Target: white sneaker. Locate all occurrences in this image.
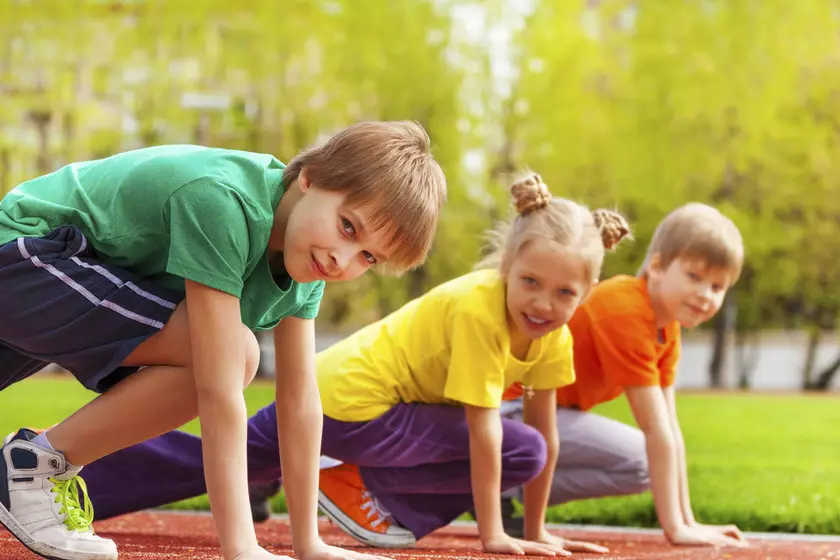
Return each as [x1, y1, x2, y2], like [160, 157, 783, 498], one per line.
[0, 429, 118, 560]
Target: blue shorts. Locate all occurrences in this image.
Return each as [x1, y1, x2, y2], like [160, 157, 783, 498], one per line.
[0, 225, 184, 394]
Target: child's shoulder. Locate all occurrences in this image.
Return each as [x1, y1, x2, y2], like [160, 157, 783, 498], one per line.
[428, 268, 502, 299]
[421, 269, 504, 321]
[582, 274, 653, 322]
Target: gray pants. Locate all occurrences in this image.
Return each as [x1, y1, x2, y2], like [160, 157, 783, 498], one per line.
[500, 399, 649, 504]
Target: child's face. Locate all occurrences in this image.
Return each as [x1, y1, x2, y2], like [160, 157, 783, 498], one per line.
[648, 255, 735, 328]
[504, 238, 590, 340]
[283, 179, 397, 284]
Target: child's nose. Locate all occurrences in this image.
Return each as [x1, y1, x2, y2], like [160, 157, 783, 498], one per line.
[329, 246, 356, 273]
[534, 298, 552, 312]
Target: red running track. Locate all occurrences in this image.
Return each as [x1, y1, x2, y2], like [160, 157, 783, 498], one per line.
[2, 512, 839, 560]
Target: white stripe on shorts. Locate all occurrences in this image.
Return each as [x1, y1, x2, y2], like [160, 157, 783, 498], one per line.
[70, 257, 176, 310]
[17, 237, 167, 329]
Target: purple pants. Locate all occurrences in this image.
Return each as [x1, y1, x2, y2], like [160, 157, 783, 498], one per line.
[84, 402, 547, 539]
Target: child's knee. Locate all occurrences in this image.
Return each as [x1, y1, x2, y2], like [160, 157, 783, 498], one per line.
[241, 326, 260, 387]
[504, 426, 548, 485]
[621, 452, 650, 494]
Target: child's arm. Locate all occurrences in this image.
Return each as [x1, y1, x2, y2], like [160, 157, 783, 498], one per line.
[625, 386, 682, 535]
[273, 317, 386, 560]
[663, 385, 696, 526]
[465, 405, 563, 557]
[464, 405, 506, 546]
[272, 317, 322, 557]
[663, 387, 746, 544]
[185, 280, 260, 559]
[520, 391, 609, 556]
[625, 386, 742, 548]
[521, 389, 558, 540]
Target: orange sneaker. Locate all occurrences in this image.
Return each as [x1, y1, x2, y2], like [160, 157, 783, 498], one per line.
[318, 464, 416, 548]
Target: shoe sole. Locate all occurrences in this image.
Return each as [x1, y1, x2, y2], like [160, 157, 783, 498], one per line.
[317, 490, 416, 549]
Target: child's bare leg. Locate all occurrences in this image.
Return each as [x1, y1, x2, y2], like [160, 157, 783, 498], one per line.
[46, 302, 260, 466]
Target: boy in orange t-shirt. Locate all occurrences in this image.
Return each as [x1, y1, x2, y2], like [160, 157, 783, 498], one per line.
[503, 203, 748, 549]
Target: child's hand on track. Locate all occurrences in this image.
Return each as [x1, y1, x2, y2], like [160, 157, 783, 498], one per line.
[297, 540, 395, 560]
[668, 525, 748, 548]
[483, 533, 570, 556]
[526, 531, 610, 555]
[692, 523, 748, 545]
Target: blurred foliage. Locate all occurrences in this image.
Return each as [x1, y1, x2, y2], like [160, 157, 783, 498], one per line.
[2, 0, 840, 336]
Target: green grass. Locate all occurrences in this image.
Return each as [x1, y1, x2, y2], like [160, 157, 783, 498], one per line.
[3, 376, 839, 534]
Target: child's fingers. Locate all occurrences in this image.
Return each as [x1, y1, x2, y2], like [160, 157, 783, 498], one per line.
[715, 534, 748, 548]
[563, 539, 610, 554]
[519, 541, 562, 557]
[729, 536, 750, 548]
[723, 525, 746, 541]
[483, 540, 525, 556]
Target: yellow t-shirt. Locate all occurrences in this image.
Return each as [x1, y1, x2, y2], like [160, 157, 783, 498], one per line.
[317, 269, 576, 422]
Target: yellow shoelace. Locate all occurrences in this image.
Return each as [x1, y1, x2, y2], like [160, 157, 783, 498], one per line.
[50, 476, 94, 532]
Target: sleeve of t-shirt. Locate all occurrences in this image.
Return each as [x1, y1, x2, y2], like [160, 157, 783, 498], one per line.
[294, 281, 325, 320]
[443, 311, 506, 408]
[658, 326, 681, 387]
[591, 313, 660, 387]
[165, 179, 251, 297]
[521, 325, 576, 390]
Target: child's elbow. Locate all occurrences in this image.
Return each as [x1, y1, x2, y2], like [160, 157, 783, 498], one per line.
[642, 424, 676, 451]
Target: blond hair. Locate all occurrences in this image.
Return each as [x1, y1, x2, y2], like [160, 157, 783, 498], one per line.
[477, 173, 631, 283]
[284, 121, 446, 274]
[641, 203, 743, 280]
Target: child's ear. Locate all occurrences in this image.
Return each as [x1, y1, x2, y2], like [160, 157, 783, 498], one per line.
[298, 168, 313, 193]
[646, 252, 664, 278]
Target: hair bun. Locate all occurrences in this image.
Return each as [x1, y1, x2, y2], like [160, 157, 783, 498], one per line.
[592, 209, 632, 250]
[510, 173, 551, 216]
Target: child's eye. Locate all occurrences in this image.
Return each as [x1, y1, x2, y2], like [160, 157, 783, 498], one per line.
[712, 284, 724, 293]
[362, 251, 377, 265]
[341, 217, 355, 237]
[522, 276, 537, 286]
[688, 272, 702, 281]
[558, 288, 576, 297]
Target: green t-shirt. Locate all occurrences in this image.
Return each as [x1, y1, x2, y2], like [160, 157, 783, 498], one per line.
[0, 145, 324, 329]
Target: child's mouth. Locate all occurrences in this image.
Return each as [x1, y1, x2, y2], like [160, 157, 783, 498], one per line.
[523, 313, 551, 328]
[311, 254, 329, 277]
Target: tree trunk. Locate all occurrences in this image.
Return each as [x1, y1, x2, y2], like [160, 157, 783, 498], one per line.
[708, 293, 737, 388]
[735, 328, 760, 390]
[801, 325, 821, 389]
[708, 311, 726, 388]
[808, 352, 840, 391]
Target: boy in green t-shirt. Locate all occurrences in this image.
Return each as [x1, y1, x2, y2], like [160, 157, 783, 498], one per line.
[0, 121, 446, 560]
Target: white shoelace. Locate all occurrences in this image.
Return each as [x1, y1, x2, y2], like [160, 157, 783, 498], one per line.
[359, 491, 392, 528]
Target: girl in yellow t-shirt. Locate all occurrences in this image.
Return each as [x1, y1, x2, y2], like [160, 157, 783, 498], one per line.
[313, 174, 630, 555]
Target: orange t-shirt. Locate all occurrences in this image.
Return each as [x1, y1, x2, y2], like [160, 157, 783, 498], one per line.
[504, 275, 681, 411]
